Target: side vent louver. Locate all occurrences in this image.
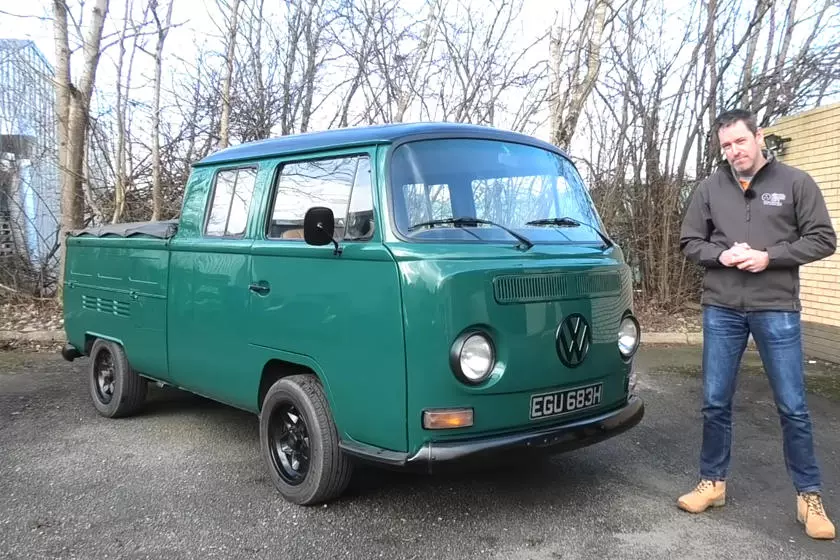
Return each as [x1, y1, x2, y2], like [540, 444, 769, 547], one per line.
[82, 295, 131, 317]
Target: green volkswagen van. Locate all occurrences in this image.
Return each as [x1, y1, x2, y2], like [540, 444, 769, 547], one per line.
[62, 122, 644, 505]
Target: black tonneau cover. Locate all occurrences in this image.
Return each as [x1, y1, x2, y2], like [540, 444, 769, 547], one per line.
[69, 220, 178, 239]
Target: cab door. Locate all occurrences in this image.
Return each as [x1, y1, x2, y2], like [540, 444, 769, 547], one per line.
[248, 151, 408, 453]
[167, 165, 259, 408]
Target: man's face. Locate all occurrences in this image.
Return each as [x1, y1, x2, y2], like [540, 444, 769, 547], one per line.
[718, 120, 764, 176]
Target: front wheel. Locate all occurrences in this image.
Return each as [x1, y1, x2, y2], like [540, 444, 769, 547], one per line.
[259, 375, 353, 505]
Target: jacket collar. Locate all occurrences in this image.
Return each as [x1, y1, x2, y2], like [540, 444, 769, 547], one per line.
[718, 149, 775, 176]
[717, 149, 775, 188]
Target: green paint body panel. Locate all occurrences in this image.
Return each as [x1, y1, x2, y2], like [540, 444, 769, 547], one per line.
[63, 123, 641, 464]
[390, 242, 634, 449]
[64, 237, 171, 380]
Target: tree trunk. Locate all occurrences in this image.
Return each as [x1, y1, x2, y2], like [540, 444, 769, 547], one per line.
[740, 1, 765, 111]
[299, 0, 321, 133]
[764, 0, 796, 118]
[53, 0, 109, 298]
[549, 0, 609, 150]
[151, 0, 174, 221]
[281, 0, 304, 134]
[704, 0, 718, 172]
[675, 1, 769, 182]
[252, 0, 268, 138]
[395, 0, 439, 122]
[52, 1, 76, 230]
[111, 0, 130, 224]
[219, 0, 241, 148]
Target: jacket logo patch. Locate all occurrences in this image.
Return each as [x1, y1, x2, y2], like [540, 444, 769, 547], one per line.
[761, 193, 786, 207]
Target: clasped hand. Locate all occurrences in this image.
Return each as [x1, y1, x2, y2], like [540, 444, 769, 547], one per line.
[719, 242, 769, 272]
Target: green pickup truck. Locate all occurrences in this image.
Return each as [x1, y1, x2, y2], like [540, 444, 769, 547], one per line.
[62, 122, 644, 505]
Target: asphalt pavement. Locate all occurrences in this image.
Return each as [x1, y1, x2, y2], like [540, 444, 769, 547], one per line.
[0, 346, 838, 559]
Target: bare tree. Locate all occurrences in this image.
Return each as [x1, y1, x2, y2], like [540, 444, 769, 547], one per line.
[549, 0, 610, 150]
[39, 0, 839, 313]
[52, 0, 110, 293]
[52, 2, 72, 233]
[576, 0, 840, 311]
[704, 0, 718, 159]
[434, 0, 548, 129]
[150, 0, 174, 221]
[218, 0, 241, 148]
[233, 0, 275, 141]
[394, 0, 439, 122]
[328, 0, 379, 128]
[337, 0, 441, 124]
[331, 0, 545, 131]
[111, 0, 133, 223]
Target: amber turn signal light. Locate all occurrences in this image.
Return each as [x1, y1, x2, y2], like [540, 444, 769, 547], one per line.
[422, 408, 474, 430]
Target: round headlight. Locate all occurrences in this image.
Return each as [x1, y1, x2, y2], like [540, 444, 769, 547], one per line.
[453, 333, 495, 384]
[618, 315, 640, 358]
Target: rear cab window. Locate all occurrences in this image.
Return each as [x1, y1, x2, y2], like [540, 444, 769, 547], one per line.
[204, 167, 258, 238]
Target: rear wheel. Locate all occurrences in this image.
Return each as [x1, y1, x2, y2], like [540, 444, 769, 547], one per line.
[260, 375, 353, 505]
[88, 339, 147, 418]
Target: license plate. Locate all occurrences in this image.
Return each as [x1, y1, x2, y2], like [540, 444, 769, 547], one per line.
[530, 383, 603, 419]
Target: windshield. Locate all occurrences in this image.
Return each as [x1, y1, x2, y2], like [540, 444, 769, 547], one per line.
[389, 138, 605, 245]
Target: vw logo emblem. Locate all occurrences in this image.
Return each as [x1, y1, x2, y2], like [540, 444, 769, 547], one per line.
[556, 314, 591, 368]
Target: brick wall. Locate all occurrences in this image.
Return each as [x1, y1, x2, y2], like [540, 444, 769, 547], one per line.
[764, 102, 840, 363]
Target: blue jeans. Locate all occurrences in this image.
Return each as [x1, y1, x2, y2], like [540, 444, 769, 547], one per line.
[700, 305, 821, 493]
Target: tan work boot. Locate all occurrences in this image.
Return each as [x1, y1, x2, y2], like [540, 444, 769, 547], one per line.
[797, 492, 836, 540]
[677, 480, 726, 513]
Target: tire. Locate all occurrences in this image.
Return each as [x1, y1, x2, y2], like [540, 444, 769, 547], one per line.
[88, 339, 147, 418]
[259, 375, 353, 505]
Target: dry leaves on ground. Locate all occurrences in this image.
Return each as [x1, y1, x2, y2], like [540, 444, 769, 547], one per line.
[0, 301, 63, 333]
[634, 303, 702, 333]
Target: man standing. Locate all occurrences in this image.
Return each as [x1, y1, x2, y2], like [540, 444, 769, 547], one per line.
[678, 109, 837, 540]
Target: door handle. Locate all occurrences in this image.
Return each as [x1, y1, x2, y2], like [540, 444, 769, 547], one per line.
[249, 282, 270, 295]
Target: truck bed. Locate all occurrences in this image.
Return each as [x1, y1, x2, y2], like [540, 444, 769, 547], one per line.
[70, 220, 178, 239]
[64, 221, 174, 381]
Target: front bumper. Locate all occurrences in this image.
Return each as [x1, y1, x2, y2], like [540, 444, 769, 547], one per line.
[340, 395, 644, 473]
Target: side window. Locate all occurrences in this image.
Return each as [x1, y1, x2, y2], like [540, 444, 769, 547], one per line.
[205, 167, 257, 237]
[268, 155, 374, 241]
[346, 157, 375, 240]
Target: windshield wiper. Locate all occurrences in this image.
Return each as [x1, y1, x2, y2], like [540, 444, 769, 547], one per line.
[409, 217, 533, 250]
[525, 217, 614, 248]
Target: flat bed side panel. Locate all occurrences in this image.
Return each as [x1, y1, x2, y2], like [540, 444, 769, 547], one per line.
[64, 237, 171, 381]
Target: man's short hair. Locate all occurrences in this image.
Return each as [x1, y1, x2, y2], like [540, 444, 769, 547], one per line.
[714, 109, 758, 135]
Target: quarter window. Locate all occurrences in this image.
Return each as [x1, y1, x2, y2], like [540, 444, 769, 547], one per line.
[205, 167, 257, 237]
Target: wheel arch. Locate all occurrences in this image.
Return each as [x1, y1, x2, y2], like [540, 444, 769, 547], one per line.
[84, 332, 125, 355]
[256, 356, 338, 419]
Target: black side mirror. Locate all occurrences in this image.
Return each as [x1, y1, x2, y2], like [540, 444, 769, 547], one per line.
[303, 207, 342, 255]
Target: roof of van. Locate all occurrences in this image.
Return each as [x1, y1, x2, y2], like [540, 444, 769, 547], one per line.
[195, 122, 564, 166]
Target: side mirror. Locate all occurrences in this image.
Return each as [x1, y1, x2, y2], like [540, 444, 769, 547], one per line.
[303, 207, 342, 255]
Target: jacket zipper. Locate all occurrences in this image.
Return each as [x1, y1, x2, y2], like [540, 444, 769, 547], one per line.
[725, 159, 772, 310]
[718, 155, 776, 311]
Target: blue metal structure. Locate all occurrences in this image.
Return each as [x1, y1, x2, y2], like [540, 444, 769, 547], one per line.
[0, 39, 59, 270]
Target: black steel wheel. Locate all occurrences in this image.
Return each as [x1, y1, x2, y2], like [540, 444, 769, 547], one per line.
[93, 347, 116, 404]
[259, 375, 352, 505]
[268, 403, 311, 485]
[88, 339, 147, 418]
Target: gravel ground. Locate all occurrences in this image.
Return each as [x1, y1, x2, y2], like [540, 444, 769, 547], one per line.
[0, 346, 837, 559]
